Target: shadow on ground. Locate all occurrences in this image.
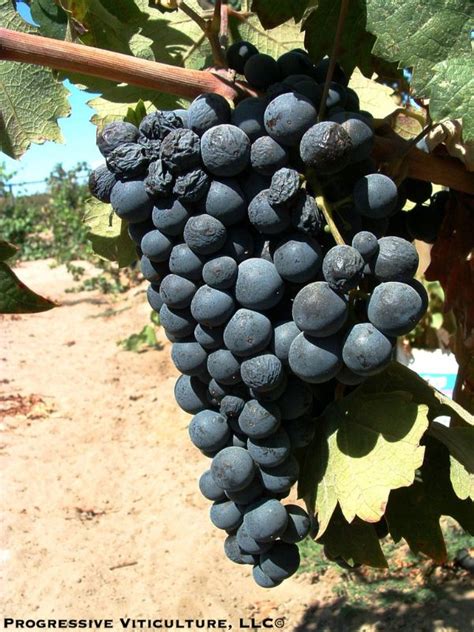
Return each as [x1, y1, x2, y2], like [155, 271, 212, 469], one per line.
[294, 577, 473, 632]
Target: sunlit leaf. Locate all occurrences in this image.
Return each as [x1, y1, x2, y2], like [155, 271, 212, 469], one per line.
[300, 390, 429, 536]
[83, 197, 137, 267]
[450, 456, 474, 502]
[0, 0, 71, 158]
[367, 0, 473, 139]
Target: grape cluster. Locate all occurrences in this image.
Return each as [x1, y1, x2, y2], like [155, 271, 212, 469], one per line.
[89, 45, 428, 588]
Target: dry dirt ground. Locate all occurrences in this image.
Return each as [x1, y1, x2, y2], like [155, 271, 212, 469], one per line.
[1, 260, 473, 632]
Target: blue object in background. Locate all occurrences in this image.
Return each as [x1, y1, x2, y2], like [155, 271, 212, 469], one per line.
[418, 372, 457, 399]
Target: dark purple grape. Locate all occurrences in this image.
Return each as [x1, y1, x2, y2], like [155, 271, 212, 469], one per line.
[152, 197, 191, 237]
[322, 245, 365, 293]
[110, 179, 153, 223]
[184, 214, 227, 255]
[300, 122, 352, 174]
[201, 124, 250, 177]
[159, 128, 201, 173]
[173, 169, 210, 203]
[404, 178, 433, 204]
[232, 96, 267, 142]
[97, 121, 139, 157]
[106, 143, 149, 179]
[244, 54, 281, 89]
[250, 136, 288, 176]
[291, 191, 323, 236]
[88, 164, 117, 202]
[248, 190, 291, 235]
[353, 174, 398, 219]
[144, 159, 173, 198]
[187, 93, 231, 136]
[139, 110, 183, 141]
[226, 41, 259, 74]
[264, 92, 317, 147]
[268, 168, 300, 207]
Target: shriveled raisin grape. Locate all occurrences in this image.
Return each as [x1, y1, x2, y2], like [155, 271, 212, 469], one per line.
[145, 159, 174, 198]
[160, 128, 201, 173]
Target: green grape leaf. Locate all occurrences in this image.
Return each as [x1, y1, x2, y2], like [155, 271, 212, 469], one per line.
[299, 362, 473, 538]
[30, 0, 68, 39]
[46, 0, 198, 67]
[92, 1, 212, 118]
[0, 1, 71, 158]
[64, 0, 144, 54]
[317, 507, 388, 569]
[387, 437, 474, 561]
[1, 0, 36, 32]
[348, 68, 397, 119]
[429, 422, 474, 474]
[83, 198, 137, 268]
[300, 389, 429, 537]
[162, 2, 214, 70]
[56, 2, 180, 92]
[367, 0, 472, 90]
[61, 1, 159, 97]
[427, 55, 474, 142]
[0, 62, 71, 159]
[0, 262, 56, 313]
[229, 11, 304, 59]
[450, 456, 474, 502]
[423, 438, 474, 535]
[386, 482, 448, 563]
[301, 0, 472, 111]
[95, 0, 146, 22]
[0, 240, 18, 262]
[366, 0, 473, 139]
[124, 100, 149, 127]
[251, 0, 311, 29]
[302, 0, 376, 76]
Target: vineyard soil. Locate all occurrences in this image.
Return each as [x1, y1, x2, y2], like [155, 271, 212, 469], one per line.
[1, 260, 472, 632]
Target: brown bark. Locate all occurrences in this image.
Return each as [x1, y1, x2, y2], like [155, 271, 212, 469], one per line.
[0, 27, 240, 100]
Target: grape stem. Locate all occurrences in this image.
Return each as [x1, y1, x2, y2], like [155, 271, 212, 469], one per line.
[316, 196, 346, 246]
[218, 0, 229, 47]
[0, 26, 243, 100]
[317, 0, 350, 122]
[177, 1, 208, 31]
[349, 289, 370, 302]
[177, 0, 227, 67]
